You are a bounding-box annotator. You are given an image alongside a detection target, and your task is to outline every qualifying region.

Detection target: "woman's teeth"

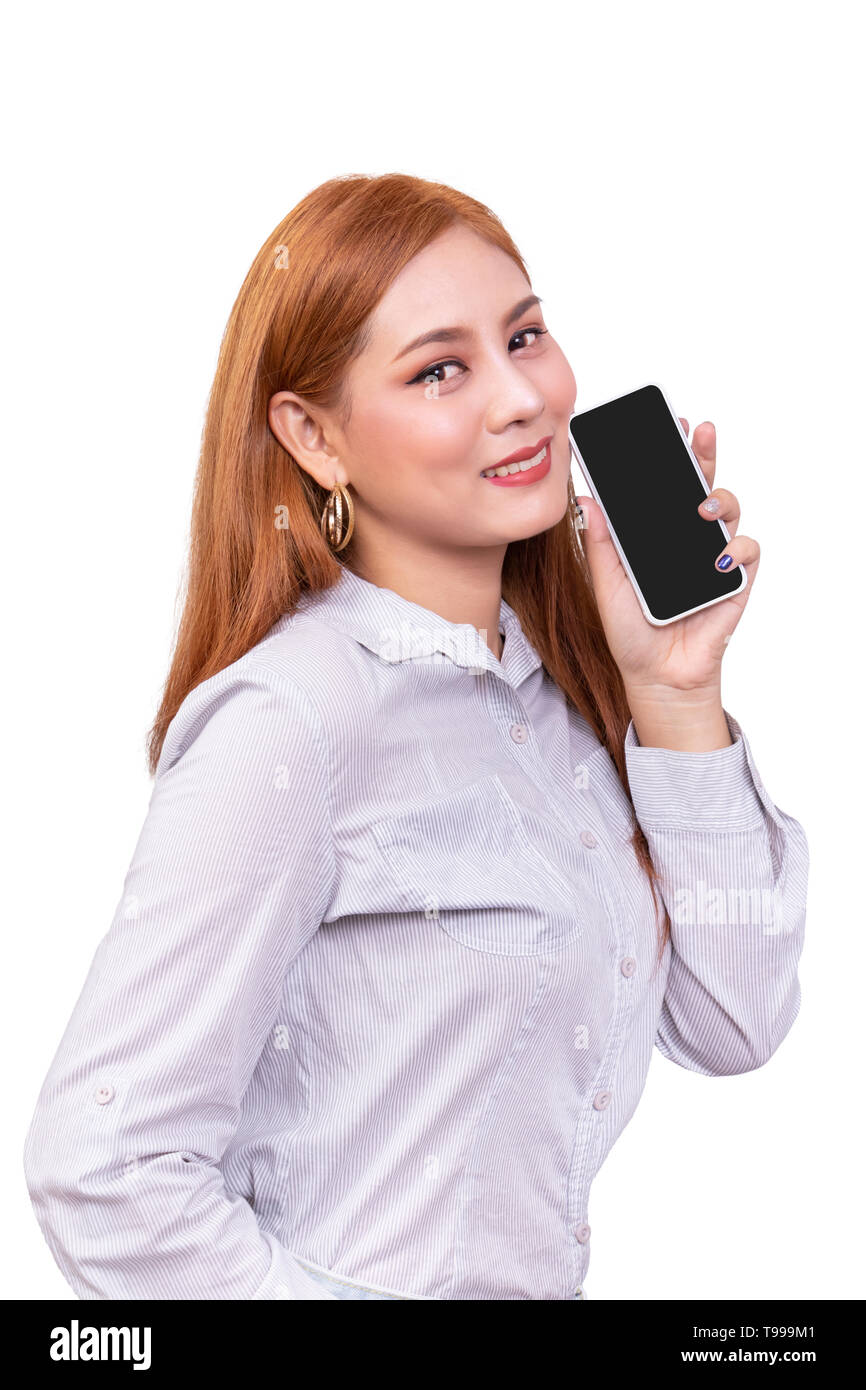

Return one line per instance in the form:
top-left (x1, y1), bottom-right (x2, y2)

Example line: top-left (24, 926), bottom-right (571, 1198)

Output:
top-left (481, 444), bottom-right (547, 478)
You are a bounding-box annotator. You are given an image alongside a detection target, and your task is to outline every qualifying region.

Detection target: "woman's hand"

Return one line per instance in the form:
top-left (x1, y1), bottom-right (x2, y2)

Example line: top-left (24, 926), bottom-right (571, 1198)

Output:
top-left (576, 418), bottom-right (760, 748)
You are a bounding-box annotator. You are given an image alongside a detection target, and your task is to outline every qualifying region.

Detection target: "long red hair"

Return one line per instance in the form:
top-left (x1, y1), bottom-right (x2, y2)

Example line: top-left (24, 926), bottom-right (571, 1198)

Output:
top-left (146, 172), bottom-right (670, 964)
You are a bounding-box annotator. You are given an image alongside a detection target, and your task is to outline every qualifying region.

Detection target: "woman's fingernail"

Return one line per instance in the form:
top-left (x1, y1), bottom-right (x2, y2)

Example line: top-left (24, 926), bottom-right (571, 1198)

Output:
top-left (716, 553), bottom-right (734, 570)
top-left (701, 496), bottom-right (721, 514)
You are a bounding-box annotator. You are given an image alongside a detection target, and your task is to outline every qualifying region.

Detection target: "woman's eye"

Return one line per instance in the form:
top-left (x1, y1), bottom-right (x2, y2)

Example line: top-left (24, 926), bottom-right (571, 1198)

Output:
top-left (510, 326), bottom-right (548, 351)
top-left (412, 360), bottom-right (463, 387)
top-left (408, 326), bottom-right (548, 387)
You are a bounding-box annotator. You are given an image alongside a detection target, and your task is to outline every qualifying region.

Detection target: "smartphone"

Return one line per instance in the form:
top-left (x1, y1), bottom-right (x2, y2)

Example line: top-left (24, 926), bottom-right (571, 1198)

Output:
top-left (567, 382), bottom-right (746, 626)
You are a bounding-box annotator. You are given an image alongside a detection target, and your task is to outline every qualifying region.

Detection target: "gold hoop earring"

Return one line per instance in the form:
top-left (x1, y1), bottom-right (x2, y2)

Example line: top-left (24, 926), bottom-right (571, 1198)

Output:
top-left (320, 482), bottom-right (355, 552)
top-left (567, 478), bottom-right (584, 526)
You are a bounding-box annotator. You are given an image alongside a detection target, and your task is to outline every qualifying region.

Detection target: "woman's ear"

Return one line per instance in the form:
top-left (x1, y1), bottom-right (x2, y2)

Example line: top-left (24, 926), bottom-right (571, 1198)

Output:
top-left (267, 390), bottom-right (346, 490)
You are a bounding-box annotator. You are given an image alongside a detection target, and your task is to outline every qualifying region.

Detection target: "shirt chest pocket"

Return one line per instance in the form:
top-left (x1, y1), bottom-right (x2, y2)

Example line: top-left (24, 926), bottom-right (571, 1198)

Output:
top-left (370, 774), bottom-right (584, 956)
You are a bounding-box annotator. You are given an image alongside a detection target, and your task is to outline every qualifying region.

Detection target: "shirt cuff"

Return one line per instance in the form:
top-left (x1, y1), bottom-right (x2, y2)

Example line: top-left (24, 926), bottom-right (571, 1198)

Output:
top-left (623, 708), bottom-right (769, 831)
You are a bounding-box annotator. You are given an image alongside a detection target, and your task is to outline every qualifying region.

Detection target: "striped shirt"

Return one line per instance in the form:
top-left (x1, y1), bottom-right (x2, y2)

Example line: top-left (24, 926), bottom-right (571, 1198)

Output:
top-left (22, 561), bottom-right (809, 1300)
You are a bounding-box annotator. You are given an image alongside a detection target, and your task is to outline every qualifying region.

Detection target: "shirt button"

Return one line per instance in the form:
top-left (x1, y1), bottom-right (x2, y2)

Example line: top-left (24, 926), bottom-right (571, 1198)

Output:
top-left (575, 1223), bottom-right (591, 1243)
top-left (620, 955), bottom-right (637, 976)
top-left (509, 723), bottom-right (528, 744)
top-left (94, 1083), bottom-right (115, 1105)
top-left (580, 829), bottom-right (598, 848)
top-left (593, 1090), bottom-right (612, 1110)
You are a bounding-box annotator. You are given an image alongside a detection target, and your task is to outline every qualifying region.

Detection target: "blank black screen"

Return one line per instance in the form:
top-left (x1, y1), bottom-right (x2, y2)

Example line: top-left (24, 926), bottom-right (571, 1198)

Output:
top-left (568, 384), bottom-right (743, 622)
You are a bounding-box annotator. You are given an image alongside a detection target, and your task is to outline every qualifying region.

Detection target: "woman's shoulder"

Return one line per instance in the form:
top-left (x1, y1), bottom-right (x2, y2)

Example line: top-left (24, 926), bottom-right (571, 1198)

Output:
top-left (251, 604), bottom-right (383, 710)
top-left (154, 607), bottom-right (368, 779)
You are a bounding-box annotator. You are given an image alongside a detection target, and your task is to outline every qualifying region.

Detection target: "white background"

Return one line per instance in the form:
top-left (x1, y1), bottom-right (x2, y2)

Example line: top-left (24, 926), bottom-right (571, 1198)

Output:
top-left (4, 0), bottom-right (861, 1301)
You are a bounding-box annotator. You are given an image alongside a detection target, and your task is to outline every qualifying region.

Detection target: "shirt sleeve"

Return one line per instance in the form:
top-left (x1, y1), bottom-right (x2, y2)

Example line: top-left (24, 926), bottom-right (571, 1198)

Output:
top-left (22, 658), bottom-right (339, 1299)
top-left (623, 708), bottom-right (809, 1077)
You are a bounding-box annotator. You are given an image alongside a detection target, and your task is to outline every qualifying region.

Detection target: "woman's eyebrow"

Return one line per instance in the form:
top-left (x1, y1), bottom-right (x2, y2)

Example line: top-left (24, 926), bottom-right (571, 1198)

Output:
top-left (391, 294), bottom-right (543, 363)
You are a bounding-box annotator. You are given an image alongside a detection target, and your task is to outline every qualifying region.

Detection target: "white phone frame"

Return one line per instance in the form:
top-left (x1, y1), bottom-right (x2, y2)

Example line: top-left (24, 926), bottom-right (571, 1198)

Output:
top-left (568, 381), bottom-right (747, 627)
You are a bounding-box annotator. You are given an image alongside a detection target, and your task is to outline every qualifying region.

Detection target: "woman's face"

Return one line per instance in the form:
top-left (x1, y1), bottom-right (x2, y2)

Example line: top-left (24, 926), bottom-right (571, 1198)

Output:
top-left (275, 224), bottom-right (578, 565)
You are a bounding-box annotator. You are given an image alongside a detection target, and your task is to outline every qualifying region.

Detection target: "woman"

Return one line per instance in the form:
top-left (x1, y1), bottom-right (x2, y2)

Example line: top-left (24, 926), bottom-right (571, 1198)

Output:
top-left (23, 173), bottom-right (808, 1301)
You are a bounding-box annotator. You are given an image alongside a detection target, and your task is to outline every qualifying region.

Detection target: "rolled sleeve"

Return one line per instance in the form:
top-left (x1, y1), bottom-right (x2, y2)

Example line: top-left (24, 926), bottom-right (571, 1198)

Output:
top-left (624, 709), bottom-right (766, 830)
top-left (22, 658), bottom-right (339, 1299)
top-left (624, 708), bottom-right (809, 1076)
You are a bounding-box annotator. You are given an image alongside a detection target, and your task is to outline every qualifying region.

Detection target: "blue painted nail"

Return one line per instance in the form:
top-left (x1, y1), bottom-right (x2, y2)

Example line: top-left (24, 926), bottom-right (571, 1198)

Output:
top-left (717, 554), bottom-right (733, 570)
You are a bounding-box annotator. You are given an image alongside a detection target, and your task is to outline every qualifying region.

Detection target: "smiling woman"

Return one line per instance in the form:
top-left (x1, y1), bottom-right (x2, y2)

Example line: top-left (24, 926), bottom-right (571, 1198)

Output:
top-left (22, 172), bottom-right (808, 1302)
top-left (265, 216), bottom-right (579, 609)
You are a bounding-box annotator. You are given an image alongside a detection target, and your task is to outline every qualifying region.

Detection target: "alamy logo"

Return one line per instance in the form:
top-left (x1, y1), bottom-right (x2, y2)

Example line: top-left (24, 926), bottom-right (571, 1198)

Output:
top-left (672, 879), bottom-right (787, 934)
top-left (50, 1320), bottom-right (151, 1370)
top-left (377, 620), bottom-right (488, 673)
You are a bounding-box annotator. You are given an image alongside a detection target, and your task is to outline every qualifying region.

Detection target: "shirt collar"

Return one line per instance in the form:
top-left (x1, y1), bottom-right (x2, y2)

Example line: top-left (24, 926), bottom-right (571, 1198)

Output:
top-left (292, 561), bottom-right (543, 686)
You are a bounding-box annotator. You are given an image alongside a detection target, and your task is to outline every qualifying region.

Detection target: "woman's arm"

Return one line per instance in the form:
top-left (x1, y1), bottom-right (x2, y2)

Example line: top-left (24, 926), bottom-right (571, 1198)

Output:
top-left (623, 708), bottom-right (809, 1076)
top-left (22, 660), bottom-right (339, 1299)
